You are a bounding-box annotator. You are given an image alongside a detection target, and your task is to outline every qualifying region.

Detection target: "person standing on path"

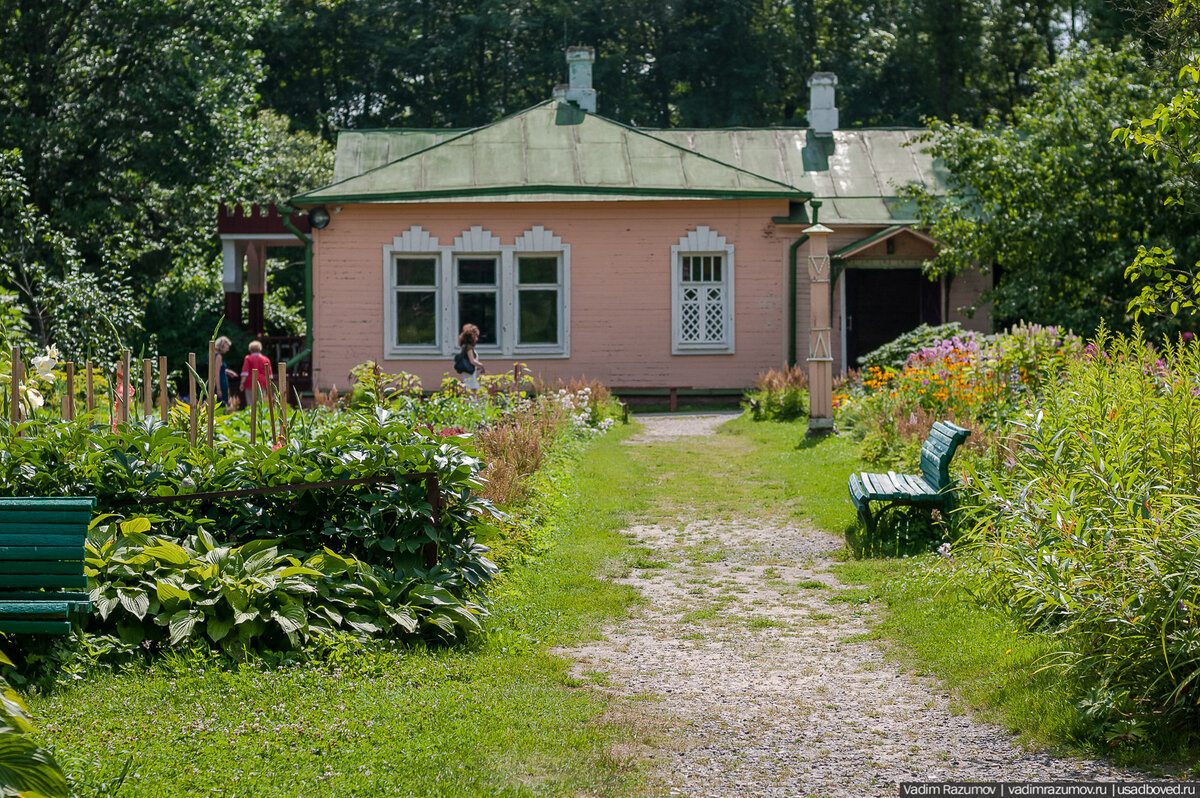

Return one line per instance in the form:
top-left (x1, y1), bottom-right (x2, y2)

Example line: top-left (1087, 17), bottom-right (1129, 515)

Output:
top-left (455, 323), bottom-right (485, 390)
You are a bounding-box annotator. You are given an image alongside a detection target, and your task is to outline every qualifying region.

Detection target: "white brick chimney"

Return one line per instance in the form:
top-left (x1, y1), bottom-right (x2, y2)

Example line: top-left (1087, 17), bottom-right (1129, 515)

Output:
top-left (556, 46), bottom-right (596, 113)
top-left (807, 72), bottom-right (839, 137)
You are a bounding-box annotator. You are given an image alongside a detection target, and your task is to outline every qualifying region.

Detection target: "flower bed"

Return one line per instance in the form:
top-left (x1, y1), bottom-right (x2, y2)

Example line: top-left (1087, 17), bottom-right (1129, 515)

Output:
top-left (0, 349), bottom-right (619, 661)
top-left (836, 323), bottom-right (1081, 468)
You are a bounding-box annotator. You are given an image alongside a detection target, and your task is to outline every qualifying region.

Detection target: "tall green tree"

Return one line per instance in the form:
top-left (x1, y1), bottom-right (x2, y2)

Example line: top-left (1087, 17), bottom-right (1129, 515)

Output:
top-left (905, 44), bottom-right (1199, 335)
top-left (0, 0), bottom-right (274, 281)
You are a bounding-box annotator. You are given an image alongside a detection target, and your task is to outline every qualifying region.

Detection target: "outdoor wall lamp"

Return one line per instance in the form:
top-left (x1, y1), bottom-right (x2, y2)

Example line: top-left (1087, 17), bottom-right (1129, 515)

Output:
top-left (308, 207), bottom-right (331, 229)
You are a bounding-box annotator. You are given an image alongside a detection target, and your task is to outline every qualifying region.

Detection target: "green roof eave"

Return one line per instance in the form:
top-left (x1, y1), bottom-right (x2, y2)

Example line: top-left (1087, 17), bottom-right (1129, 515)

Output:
top-left (291, 183), bottom-right (809, 205)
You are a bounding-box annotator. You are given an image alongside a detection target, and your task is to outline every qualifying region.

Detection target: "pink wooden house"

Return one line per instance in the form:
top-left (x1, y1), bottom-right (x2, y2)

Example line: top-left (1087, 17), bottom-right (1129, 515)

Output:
top-left (248, 50), bottom-right (990, 411)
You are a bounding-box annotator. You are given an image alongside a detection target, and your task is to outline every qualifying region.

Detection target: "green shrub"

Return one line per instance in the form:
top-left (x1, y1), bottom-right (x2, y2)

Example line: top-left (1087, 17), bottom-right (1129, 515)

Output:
top-left (958, 327), bottom-right (1200, 740)
top-left (0, 409), bottom-right (495, 575)
top-left (859, 322), bottom-right (968, 371)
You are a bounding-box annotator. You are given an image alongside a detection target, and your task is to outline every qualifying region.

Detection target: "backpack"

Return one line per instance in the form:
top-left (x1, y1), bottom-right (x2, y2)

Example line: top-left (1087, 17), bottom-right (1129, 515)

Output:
top-left (454, 350), bottom-right (474, 374)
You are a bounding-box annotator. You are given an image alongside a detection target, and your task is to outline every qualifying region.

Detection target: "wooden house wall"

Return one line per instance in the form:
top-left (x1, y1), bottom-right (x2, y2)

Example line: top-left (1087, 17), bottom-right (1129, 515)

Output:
top-left (312, 200), bottom-right (794, 391)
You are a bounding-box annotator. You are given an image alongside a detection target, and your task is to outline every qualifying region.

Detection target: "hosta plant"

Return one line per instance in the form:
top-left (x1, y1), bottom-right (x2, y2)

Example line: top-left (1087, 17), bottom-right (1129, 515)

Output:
top-left (84, 519), bottom-right (491, 658)
top-left (0, 648), bottom-right (67, 798)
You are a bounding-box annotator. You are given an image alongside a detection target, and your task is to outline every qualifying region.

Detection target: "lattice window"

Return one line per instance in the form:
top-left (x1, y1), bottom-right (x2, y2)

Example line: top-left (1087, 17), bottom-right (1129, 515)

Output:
top-left (672, 227), bottom-right (734, 354)
top-left (678, 256), bottom-right (726, 344)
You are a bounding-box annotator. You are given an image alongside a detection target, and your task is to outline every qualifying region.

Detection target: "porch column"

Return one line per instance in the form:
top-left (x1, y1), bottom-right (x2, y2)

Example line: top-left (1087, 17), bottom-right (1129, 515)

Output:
top-left (246, 241), bottom-right (267, 335)
top-left (806, 223), bottom-right (834, 435)
top-left (222, 240), bottom-right (246, 328)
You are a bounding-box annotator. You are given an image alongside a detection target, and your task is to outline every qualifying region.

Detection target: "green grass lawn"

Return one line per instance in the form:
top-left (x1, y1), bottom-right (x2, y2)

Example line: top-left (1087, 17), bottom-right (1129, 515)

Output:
top-left (31, 426), bottom-right (652, 798)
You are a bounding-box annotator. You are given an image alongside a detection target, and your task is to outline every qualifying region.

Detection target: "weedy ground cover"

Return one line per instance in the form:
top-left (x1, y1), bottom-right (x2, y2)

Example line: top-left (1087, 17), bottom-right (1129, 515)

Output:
top-left (29, 425), bottom-right (649, 797)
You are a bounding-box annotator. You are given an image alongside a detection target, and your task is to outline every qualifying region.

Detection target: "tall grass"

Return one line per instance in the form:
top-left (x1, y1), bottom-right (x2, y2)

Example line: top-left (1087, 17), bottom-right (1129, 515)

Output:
top-left (744, 364), bottom-right (809, 421)
top-left (958, 327), bottom-right (1200, 742)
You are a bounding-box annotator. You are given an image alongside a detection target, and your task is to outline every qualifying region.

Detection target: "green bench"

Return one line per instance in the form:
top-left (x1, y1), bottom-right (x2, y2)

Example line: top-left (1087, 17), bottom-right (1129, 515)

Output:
top-left (0, 497), bottom-right (95, 635)
top-left (848, 421), bottom-right (971, 534)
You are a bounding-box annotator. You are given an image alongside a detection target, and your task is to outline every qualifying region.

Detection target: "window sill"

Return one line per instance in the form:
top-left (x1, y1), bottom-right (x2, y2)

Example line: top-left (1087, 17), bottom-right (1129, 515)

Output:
top-left (672, 345), bottom-right (735, 355)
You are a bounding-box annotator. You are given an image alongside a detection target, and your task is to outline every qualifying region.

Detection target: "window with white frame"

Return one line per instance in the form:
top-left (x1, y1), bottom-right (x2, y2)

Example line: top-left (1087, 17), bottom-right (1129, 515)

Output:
top-left (382, 225), bottom-right (570, 359)
top-left (455, 256), bottom-right (499, 346)
top-left (516, 254), bottom-right (563, 348)
top-left (671, 226), bottom-right (735, 354)
top-left (391, 256), bottom-right (440, 347)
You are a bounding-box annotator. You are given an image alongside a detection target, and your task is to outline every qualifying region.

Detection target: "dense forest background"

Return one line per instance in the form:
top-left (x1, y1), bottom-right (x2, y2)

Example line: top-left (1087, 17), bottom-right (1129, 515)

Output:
top-left (0, 0), bottom-right (1190, 368)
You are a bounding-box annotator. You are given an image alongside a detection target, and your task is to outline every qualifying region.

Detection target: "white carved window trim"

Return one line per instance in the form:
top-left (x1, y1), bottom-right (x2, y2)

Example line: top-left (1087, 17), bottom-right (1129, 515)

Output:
top-left (382, 225), bottom-right (570, 359)
top-left (451, 226), bottom-right (504, 352)
top-left (671, 226), bottom-right (735, 355)
top-left (512, 226), bottom-right (571, 356)
top-left (382, 226), bottom-right (446, 358)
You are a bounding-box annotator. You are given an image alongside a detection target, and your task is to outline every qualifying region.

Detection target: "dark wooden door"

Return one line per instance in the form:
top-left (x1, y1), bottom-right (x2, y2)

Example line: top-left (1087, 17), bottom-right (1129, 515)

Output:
top-left (844, 268), bottom-right (940, 368)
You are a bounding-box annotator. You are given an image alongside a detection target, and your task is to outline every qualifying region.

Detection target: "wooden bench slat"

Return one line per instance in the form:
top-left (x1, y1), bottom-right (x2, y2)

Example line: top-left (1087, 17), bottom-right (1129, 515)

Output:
top-left (3, 574), bottom-right (87, 589)
top-left (0, 620), bottom-right (72, 634)
top-left (0, 561), bottom-right (83, 575)
top-left (1, 590), bottom-right (89, 602)
top-left (0, 522), bottom-right (96, 535)
top-left (861, 472), bottom-right (884, 498)
top-left (0, 546), bottom-right (85, 561)
top-left (0, 510), bottom-right (92, 525)
top-left (849, 474), bottom-right (867, 508)
top-left (0, 497), bottom-right (95, 508)
top-left (0, 600), bottom-right (75, 616)
top-left (0, 534), bottom-right (86, 547)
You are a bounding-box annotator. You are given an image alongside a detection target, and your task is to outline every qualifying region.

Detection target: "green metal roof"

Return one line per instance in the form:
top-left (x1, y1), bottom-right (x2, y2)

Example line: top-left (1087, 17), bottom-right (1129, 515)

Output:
top-left (648, 129), bottom-right (945, 223)
top-left (296, 101), bottom-right (809, 204)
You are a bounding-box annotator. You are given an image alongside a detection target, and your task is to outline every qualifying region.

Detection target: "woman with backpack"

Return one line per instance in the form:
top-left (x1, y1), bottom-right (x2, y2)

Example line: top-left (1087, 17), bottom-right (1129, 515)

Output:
top-left (454, 323), bottom-right (485, 389)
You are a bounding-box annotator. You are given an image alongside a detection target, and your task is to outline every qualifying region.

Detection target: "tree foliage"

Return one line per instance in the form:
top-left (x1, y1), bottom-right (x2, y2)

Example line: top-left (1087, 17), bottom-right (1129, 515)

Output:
top-left (257, 0), bottom-right (1140, 133)
top-left (1114, 0), bottom-right (1200, 319)
top-left (905, 44), bottom-right (1200, 334)
top-left (0, 150), bottom-right (139, 361)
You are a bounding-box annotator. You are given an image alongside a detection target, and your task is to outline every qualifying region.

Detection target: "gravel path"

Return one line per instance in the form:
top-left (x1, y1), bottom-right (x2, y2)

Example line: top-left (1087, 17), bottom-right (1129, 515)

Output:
top-left (561, 414), bottom-right (1144, 797)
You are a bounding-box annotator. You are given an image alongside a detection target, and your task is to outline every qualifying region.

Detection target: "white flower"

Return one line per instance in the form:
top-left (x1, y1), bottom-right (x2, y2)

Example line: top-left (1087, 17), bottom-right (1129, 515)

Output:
top-left (32, 355), bottom-right (55, 380)
top-left (23, 386), bottom-right (43, 410)
top-left (938, 542), bottom-right (952, 558)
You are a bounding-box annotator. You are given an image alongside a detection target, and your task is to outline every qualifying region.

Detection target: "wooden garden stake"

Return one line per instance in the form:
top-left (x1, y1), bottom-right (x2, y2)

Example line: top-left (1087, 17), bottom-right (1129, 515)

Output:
top-left (188, 352), bottom-right (197, 445)
top-left (206, 341), bottom-right (215, 447)
top-left (9, 347), bottom-right (20, 430)
top-left (142, 358), bottom-right (153, 417)
top-left (249, 373), bottom-right (258, 444)
top-left (65, 362), bottom-right (75, 420)
top-left (86, 361), bottom-right (94, 413)
top-left (120, 350), bottom-right (130, 426)
top-left (158, 355), bottom-right (168, 424)
top-left (277, 361), bottom-right (287, 441)
top-left (267, 373), bottom-right (277, 443)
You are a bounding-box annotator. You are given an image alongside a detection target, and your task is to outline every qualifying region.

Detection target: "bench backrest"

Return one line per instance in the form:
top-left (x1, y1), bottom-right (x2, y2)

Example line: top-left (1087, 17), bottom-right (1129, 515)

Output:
top-left (0, 497), bottom-right (95, 591)
top-left (919, 421), bottom-right (971, 492)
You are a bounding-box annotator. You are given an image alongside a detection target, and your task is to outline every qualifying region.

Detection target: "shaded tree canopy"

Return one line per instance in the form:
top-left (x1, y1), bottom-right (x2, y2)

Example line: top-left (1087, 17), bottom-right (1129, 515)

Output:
top-left (256, 0), bottom-right (1150, 135)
